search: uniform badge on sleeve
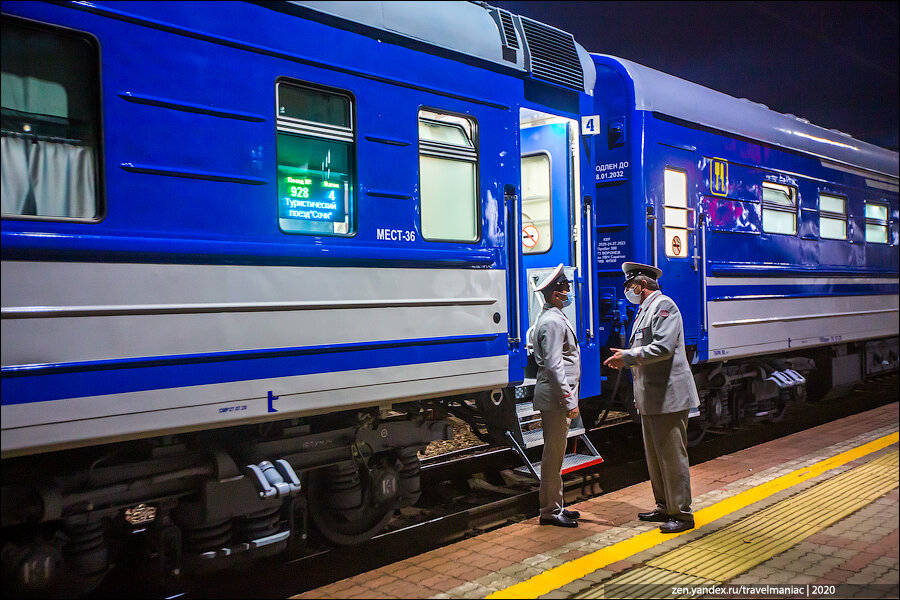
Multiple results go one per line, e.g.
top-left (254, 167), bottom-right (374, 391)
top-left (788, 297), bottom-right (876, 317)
top-left (659, 309), bottom-right (669, 318)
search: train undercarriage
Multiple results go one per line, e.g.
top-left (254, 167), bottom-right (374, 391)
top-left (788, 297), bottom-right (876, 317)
top-left (0, 405), bottom-right (451, 597)
top-left (2, 338), bottom-right (896, 597)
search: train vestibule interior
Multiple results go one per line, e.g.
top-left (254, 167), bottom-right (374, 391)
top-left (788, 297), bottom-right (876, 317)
top-left (519, 108), bottom-right (582, 351)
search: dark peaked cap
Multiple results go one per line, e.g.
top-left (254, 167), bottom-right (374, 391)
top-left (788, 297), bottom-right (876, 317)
top-left (622, 261), bottom-right (662, 283)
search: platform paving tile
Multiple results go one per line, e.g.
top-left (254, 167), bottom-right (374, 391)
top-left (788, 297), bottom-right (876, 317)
top-left (430, 581), bottom-right (494, 600)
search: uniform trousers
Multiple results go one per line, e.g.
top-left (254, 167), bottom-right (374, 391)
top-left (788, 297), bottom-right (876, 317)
top-left (538, 407), bottom-right (571, 517)
top-left (640, 409), bottom-right (693, 521)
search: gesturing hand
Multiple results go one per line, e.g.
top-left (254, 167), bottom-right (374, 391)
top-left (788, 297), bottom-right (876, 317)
top-left (603, 348), bottom-right (626, 370)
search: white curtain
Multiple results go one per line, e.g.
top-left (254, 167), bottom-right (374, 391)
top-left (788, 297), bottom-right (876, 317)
top-left (1, 133), bottom-right (96, 218)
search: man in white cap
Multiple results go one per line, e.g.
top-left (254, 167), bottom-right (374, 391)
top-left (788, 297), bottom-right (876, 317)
top-left (603, 262), bottom-right (699, 533)
top-left (531, 263), bottom-right (581, 527)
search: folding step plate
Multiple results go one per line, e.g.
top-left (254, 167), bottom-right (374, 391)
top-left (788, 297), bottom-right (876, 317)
top-left (516, 401), bottom-right (539, 420)
top-left (514, 451), bottom-right (605, 478)
top-left (522, 426), bottom-right (587, 449)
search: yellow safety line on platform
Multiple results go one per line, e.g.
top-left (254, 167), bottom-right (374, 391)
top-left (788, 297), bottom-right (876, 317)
top-left (486, 431), bottom-right (898, 599)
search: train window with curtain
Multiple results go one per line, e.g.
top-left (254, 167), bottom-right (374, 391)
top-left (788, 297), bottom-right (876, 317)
top-left (418, 109), bottom-right (479, 242)
top-left (275, 81), bottom-right (355, 235)
top-left (1, 18), bottom-right (101, 220)
top-left (819, 192), bottom-right (847, 240)
top-left (521, 152), bottom-right (551, 253)
top-left (761, 182), bottom-right (797, 235)
top-left (865, 202), bottom-right (889, 244)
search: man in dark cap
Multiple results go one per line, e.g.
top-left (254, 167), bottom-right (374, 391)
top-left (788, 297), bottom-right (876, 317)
top-left (531, 263), bottom-right (581, 527)
top-left (603, 262), bottom-right (700, 533)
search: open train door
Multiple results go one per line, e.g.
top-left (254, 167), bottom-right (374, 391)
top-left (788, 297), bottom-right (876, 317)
top-left (518, 109), bottom-right (601, 389)
top-left (519, 110), bottom-right (588, 351)
top-left (505, 108), bottom-right (604, 480)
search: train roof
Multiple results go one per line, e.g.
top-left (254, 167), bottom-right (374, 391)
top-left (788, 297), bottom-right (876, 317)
top-left (283, 1), bottom-right (596, 94)
top-left (594, 55), bottom-right (899, 181)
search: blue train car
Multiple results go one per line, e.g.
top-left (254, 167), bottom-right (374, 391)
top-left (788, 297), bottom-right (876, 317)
top-left (2, 1), bottom-right (896, 594)
top-left (587, 54), bottom-right (899, 438)
top-left (0, 1), bottom-right (602, 593)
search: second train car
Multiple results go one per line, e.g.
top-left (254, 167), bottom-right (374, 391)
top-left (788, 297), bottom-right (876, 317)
top-left (583, 53), bottom-right (898, 442)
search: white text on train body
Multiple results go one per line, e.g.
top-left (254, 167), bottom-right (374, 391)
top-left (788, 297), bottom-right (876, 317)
top-left (376, 228), bottom-right (417, 242)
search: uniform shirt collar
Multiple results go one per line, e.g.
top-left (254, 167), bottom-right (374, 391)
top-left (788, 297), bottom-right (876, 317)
top-left (542, 303), bottom-right (569, 319)
top-left (639, 290), bottom-right (661, 310)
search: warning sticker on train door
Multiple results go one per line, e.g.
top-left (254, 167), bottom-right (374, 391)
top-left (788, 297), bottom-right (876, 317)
top-left (522, 225), bottom-right (539, 249)
top-left (665, 227), bottom-right (689, 258)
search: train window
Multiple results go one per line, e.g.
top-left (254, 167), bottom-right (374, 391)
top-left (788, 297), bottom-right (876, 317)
top-left (865, 202), bottom-right (889, 244)
top-left (418, 110), bottom-right (479, 242)
top-left (819, 192), bottom-right (847, 240)
top-left (275, 82), bottom-right (354, 236)
top-left (521, 152), bottom-right (552, 253)
top-left (761, 182), bottom-right (797, 235)
top-left (1, 18), bottom-right (101, 220)
top-left (663, 168), bottom-right (690, 258)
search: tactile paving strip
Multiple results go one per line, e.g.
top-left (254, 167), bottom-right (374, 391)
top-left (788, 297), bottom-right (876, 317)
top-left (576, 566), bottom-right (715, 599)
top-left (646, 450), bottom-right (899, 582)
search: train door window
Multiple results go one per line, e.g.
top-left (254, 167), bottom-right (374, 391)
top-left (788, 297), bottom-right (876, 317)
top-left (865, 202), bottom-right (889, 244)
top-left (818, 192), bottom-right (847, 240)
top-left (276, 82), bottom-right (355, 235)
top-left (1, 18), bottom-right (101, 220)
top-left (418, 109), bottom-right (479, 242)
top-left (521, 152), bottom-right (551, 253)
top-left (663, 168), bottom-right (690, 258)
top-left (761, 182), bottom-right (797, 235)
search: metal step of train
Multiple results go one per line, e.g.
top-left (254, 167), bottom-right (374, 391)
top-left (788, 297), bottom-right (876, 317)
top-left (505, 383), bottom-right (604, 480)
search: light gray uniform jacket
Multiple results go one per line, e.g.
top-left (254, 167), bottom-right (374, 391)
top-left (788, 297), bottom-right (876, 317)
top-left (622, 291), bottom-right (700, 415)
top-left (532, 304), bottom-right (581, 412)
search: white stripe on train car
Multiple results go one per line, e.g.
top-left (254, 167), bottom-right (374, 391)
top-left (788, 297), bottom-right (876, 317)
top-left (1, 355), bottom-right (508, 457)
top-left (1, 261), bottom-right (507, 367)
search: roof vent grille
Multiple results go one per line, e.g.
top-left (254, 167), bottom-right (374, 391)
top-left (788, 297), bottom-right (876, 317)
top-left (498, 10), bottom-right (519, 49)
top-left (520, 17), bottom-right (583, 91)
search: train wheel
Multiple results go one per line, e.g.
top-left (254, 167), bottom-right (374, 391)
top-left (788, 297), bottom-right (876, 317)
top-left (767, 393), bottom-right (789, 423)
top-left (306, 466), bottom-right (395, 546)
top-left (686, 421), bottom-right (707, 447)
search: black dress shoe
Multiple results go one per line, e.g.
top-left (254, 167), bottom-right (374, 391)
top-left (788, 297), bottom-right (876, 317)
top-left (539, 513), bottom-right (578, 527)
top-left (562, 509), bottom-right (580, 520)
top-left (659, 518), bottom-right (694, 534)
top-left (638, 509), bottom-right (669, 522)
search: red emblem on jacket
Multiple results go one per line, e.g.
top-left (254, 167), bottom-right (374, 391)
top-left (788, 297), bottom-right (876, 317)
top-left (659, 309), bottom-right (669, 317)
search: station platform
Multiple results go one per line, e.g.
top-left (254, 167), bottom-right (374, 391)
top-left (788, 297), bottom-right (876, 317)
top-left (294, 402), bottom-right (899, 599)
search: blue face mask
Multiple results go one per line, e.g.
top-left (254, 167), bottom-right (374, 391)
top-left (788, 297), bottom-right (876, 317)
top-left (561, 291), bottom-right (574, 308)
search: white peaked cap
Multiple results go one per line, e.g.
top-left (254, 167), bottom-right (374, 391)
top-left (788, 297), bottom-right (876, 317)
top-left (534, 263), bottom-right (569, 293)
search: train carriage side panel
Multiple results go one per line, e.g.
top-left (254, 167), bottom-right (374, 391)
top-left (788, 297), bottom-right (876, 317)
top-left (1, 1), bottom-right (528, 457)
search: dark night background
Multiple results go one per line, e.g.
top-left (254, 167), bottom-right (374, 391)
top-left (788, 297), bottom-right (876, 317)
top-left (490, 1), bottom-right (899, 151)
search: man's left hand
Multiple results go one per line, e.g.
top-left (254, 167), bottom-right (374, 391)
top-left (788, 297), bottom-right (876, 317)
top-left (604, 348), bottom-right (626, 370)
